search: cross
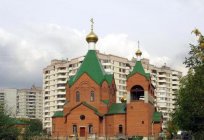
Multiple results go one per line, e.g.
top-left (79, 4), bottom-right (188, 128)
top-left (138, 40), bottom-right (140, 49)
top-left (90, 18), bottom-right (94, 31)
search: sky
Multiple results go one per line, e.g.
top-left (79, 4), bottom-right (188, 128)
top-left (0, 0), bottom-right (203, 88)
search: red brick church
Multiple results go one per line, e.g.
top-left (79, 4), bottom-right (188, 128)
top-left (52, 22), bottom-right (162, 139)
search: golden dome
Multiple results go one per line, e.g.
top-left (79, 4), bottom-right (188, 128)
top-left (120, 96), bottom-right (127, 103)
top-left (135, 49), bottom-right (142, 56)
top-left (86, 31), bottom-right (98, 43)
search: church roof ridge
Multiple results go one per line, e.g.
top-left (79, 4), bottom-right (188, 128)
top-left (128, 61), bottom-right (150, 79)
top-left (68, 50), bottom-right (113, 87)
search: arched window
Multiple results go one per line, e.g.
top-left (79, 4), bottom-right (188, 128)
top-left (88, 124), bottom-right (93, 134)
top-left (73, 124), bottom-right (77, 134)
top-left (119, 124), bottom-right (123, 134)
top-left (90, 91), bottom-right (94, 102)
top-left (76, 91), bottom-right (80, 102)
top-left (130, 85), bottom-right (144, 101)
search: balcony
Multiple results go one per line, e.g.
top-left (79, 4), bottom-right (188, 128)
top-left (172, 76), bottom-right (179, 80)
top-left (102, 62), bottom-right (112, 66)
top-left (57, 97), bottom-right (66, 101)
top-left (104, 69), bottom-right (113, 74)
top-left (58, 91), bottom-right (65, 95)
top-left (157, 103), bottom-right (167, 108)
top-left (172, 86), bottom-right (179, 90)
top-left (57, 86), bottom-right (65, 90)
top-left (57, 69), bottom-right (67, 73)
top-left (158, 79), bottom-right (167, 83)
top-left (158, 85), bottom-right (167, 88)
top-left (57, 102), bottom-right (65, 106)
top-left (57, 75), bottom-right (67, 79)
top-left (57, 80), bottom-right (66, 84)
top-left (172, 71), bottom-right (178, 75)
top-left (172, 81), bottom-right (179, 85)
top-left (158, 74), bottom-right (166, 78)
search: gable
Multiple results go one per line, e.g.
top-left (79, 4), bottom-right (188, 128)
top-left (65, 102), bottom-right (103, 117)
top-left (127, 73), bottom-right (150, 91)
top-left (68, 50), bottom-right (105, 86)
top-left (128, 61), bottom-right (150, 80)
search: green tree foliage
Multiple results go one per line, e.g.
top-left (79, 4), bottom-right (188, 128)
top-left (24, 119), bottom-right (43, 139)
top-left (173, 29), bottom-right (204, 138)
top-left (184, 29), bottom-right (204, 68)
top-left (0, 107), bottom-right (19, 140)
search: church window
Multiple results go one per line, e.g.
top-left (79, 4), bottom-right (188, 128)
top-left (130, 85), bottom-right (144, 101)
top-left (80, 115), bottom-right (85, 120)
top-left (73, 124), bottom-right (77, 134)
top-left (88, 124), bottom-right (93, 134)
top-left (90, 91), bottom-right (94, 102)
top-left (119, 124), bottom-right (123, 134)
top-left (76, 91), bottom-right (80, 102)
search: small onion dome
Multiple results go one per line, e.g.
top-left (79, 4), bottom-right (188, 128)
top-left (86, 31), bottom-right (98, 43)
top-left (135, 49), bottom-right (142, 56)
top-left (120, 97), bottom-right (127, 103)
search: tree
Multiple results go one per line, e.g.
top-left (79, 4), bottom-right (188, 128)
top-left (24, 119), bottom-right (43, 139)
top-left (184, 28), bottom-right (204, 68)
top-left (0, 106), bottom-right (19, 140)
top-left (172, 29), bottom-right (204, 139)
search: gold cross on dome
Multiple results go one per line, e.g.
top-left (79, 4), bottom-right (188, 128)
top-left (138, 40), bottom-right (140, 49)
top-left (90, 18), bottom-right (94, 31)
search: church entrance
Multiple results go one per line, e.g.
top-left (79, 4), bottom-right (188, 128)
top-left (80, 127), bottom-right (85, 137)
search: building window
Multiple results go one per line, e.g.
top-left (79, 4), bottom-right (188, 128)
top-left (90, 91), bottom-right (94, 102)
top-left (76, 91), bottom-right (80, 102)
top-left (73, 124), bottom-right (77, 134)
top-left (80, 115), bottom-right (85, 120)
top-left (88, 124), bottom-right (93, 134)
top-left (119, 125), bottom-right (123, 134)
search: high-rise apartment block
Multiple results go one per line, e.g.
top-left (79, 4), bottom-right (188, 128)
top-left (16, 85), bottom-right (43, 119)
top-left (0, 88), bottom-right (17, 117)
top-left (0, 86), bottom-right (43, 120)
top-left (43, 51), bottom-right (181, 131)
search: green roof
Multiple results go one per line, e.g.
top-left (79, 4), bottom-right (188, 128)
top-left (104, 74), bottom-right (114, 85)
top-left (52, 111), bottom-right (64, 118)
top-left (153, 112), bottom-right (162, 123)
top-left (10, 118), bottom-right (28, 125)
top-left (14, 119), bottom-right (28, 125)
top-left (68, 50), bottom-right (113, 87)
top-left (102, 100), bottom-right (109, 105)
top-left (82, 102), bottom-right (103, 116)
top-left (107, 103), bottom-right (126, 115)
top-left (128, 61), bottom-right (150, 79)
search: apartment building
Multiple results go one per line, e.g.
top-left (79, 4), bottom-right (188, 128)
top-left (141, 60), bottom-right (182, 128)
top-left (43, 51), bottom-right (181, 131)
top-left (0, 88), bottom-right (17, 117)
top-left (16, 85), bottom-right (43, 119)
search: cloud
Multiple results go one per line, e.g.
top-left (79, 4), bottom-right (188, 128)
top-left (0, 24), bottom-right (86, 88)
top-left (98, 33), bottom-right (150, 59)
top-left (0, 24), bottom-right (187, 88)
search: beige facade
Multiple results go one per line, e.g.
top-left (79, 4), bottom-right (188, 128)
top-left (43, 50), bottom-right (181, 131)
top-left (0, 88), bottom-right (17, 117)
top-left (16, 85), bottom-right (43, 119)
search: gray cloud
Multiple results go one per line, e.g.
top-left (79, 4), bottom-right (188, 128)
top-left (0, 23), bottom-right (191, 88)
top-left (0, 24), bottom-right (86, 88)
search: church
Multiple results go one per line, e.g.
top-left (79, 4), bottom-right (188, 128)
top-left (52, 21), bottom-right (162, 140)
